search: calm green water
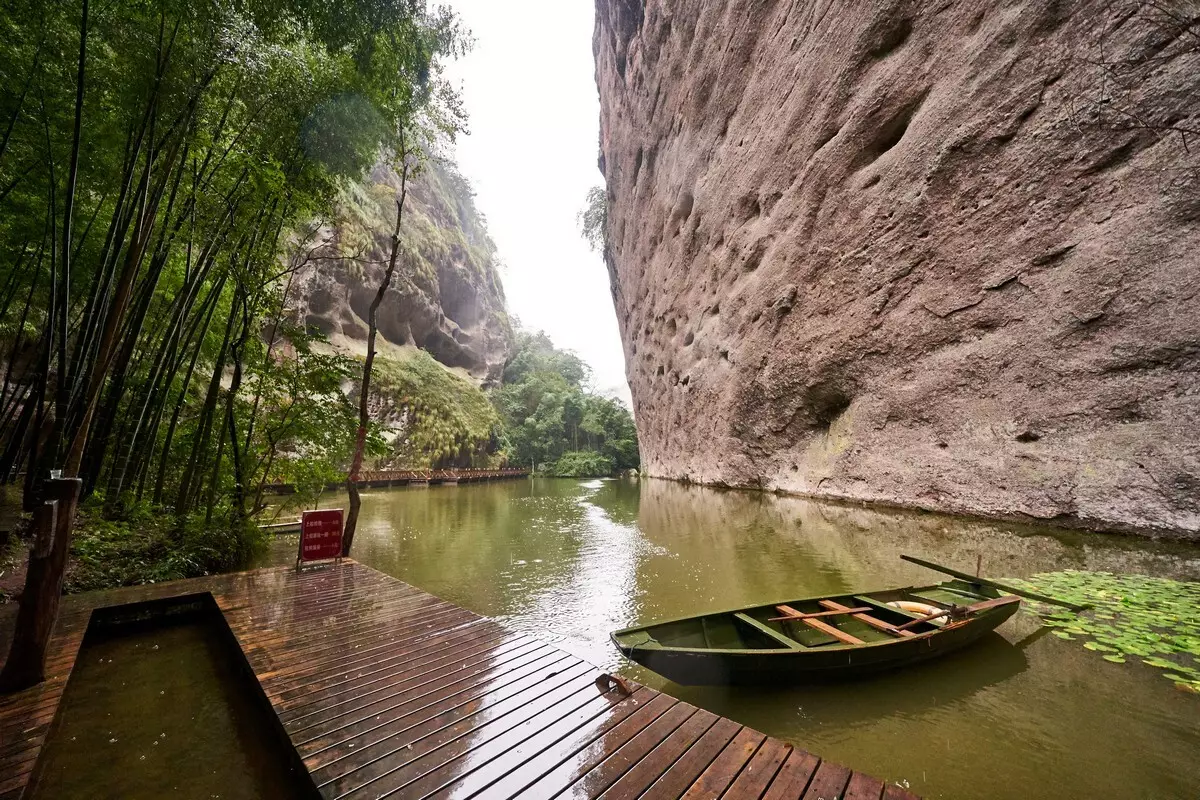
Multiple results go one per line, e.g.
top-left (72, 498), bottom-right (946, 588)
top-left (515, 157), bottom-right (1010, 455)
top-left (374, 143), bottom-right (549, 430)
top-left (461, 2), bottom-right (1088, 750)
top-left (32, 614), bottom-right (304, 799)
top-left (274, 477), bottom-right (1200, 800)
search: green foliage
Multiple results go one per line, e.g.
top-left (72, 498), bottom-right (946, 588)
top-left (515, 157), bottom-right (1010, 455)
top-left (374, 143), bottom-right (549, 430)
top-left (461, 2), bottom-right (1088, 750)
top-left (0, 0), bottom-right (469, 577)
top-left (248, 324), bottom-right (361, 505)
top-left (549, 451), bottom-right (613, 478)
top-left (373, 351), bottom-right (502, 467)
top-left (1010, 571), bottom-right (1200, 695)
top-left (579, 186), bottom-right (608, 252)
top-left (302, 94), bottom-right (391, 178)
top-left (68, 499), bottom-right (268, 592)
top-left (492, 330), bottom-right (638, 474)
top-left (503, 330), bottom-right (590, 387)
top-left (282, 458), bottom-right (346, 510)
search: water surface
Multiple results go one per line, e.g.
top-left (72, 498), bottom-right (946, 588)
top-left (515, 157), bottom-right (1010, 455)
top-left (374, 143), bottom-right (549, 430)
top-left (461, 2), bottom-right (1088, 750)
top-left (32, 612), bottom-right (305, 800)
top-left (275, 477), bottom-right (1200, 800)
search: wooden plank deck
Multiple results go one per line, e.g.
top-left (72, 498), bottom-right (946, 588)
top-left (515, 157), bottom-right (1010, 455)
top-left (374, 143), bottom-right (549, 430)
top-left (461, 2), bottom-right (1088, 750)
top-left (0, 561), bottom-right (918, 800)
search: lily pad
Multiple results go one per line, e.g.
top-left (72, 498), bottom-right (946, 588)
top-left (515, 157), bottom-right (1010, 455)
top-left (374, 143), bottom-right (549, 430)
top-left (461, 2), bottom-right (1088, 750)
top-left (1006, 570), bottom-right (1200, 688)
top-left (1143, 657), bottom-right (1178, 670)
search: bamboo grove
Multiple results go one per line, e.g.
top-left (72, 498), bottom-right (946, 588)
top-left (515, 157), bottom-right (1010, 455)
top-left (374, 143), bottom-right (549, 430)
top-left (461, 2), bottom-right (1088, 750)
top-left (0, 0), bottom-right (466, 559)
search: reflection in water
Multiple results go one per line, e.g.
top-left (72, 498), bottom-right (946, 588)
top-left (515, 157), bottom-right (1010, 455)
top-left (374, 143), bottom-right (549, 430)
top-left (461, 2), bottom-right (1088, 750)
top-left (273, 478), bottom-right (1200, 800)
top-left (518, 479), bottom-right (656, 663)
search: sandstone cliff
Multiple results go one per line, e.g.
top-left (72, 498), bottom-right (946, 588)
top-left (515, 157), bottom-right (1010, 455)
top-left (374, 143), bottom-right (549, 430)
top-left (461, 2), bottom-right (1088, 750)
top-left (594, 0), bottom-right (1200, 536)
top-left (293, 158), bottom-right (511, 385)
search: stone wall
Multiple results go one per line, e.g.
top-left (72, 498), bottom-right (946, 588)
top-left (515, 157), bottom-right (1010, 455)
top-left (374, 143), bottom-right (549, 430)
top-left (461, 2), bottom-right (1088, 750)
top-left (594, 0), bottom-right (1200, 536)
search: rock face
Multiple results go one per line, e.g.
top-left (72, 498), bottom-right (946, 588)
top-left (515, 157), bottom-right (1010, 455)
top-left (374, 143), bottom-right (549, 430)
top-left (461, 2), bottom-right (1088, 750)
top-left (294, 158), bottom-right (511, 384)
top-left (594, 0), bottom-right (1200, 537)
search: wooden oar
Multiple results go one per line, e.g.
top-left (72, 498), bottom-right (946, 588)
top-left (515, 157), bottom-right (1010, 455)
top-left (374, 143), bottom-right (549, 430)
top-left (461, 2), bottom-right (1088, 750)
top-left (901, 554), bottom-right (1092, 611)
top-left (767, 606), bottom-right (872, 622)
top-left (895, 595), bottom-right (1021, 631)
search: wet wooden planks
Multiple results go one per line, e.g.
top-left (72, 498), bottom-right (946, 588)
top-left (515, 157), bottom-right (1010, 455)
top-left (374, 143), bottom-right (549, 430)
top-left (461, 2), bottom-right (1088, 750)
top-left (0, 572), bottom-right (233, 800)
top-left (0, 560), bottom-right (918, 800)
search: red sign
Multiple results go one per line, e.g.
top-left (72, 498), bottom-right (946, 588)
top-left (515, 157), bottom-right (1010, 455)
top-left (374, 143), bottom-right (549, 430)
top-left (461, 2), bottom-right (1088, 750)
top-left (298, 509), bottom-right (344, 563)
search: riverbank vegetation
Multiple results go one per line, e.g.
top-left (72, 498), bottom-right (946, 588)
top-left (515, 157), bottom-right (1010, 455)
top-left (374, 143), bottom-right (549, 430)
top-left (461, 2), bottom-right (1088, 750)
top-left (492, 330), bottom-right (639, 477)
top-left (0, 1), bottom-right (640, 595)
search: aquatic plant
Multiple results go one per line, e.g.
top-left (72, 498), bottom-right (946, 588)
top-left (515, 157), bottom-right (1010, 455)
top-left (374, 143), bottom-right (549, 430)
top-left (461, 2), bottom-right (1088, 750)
top-left (1007, 571), bottom-right (1200, 694)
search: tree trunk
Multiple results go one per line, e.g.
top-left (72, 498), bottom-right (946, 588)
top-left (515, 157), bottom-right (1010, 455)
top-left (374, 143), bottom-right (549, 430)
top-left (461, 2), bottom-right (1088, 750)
top-left (63, 132), bottom-right (181, 478)
top-left (222, 288), bottom-right (252, 525)
top-left (152, 274), bottom-right (224, 505)
top-left (0, 267), bottom-right (38, 422)
top-left (175, 293), bottom-right (236, 516)
top-left (344, 156), bottom-right (409, 556)
top-left (56, 0), bottom-right (88, 465)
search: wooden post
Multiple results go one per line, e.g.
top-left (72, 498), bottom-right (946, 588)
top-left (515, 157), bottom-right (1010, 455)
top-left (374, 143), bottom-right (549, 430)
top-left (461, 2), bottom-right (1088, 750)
top-left (0, 477), bottom-right (82, 693)
top-left (0, 501), bottom-right (58, 691)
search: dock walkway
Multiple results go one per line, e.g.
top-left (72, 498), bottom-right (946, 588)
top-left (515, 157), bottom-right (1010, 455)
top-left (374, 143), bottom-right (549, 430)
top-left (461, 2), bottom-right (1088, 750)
top-left (0, 561), bottom-right (916, 800)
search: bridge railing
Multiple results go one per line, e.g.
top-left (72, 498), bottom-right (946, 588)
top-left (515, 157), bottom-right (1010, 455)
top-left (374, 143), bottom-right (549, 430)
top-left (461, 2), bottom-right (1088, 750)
top-left (266, 467), bottom-right (528, 490)
top-left (357, 467), bottom-right (528, 482)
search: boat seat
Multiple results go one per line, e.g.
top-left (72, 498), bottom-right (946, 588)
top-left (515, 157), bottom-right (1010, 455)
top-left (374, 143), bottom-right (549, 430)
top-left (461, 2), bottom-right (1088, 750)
top-left (819, 600), bottom-right (915, 638)
top-left (733, 613), bottom-right (804, 650)
top-left (777, 605), bottom-right (865, 646)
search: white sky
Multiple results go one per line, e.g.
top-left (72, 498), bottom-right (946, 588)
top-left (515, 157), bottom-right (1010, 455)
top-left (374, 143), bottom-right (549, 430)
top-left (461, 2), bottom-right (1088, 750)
top-left (442, 0), bottom-right (631, 407)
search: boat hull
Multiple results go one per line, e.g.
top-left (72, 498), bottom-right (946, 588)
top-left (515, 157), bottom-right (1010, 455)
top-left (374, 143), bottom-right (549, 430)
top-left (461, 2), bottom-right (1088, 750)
top-left (613, 589), bottom-right (1020, 686)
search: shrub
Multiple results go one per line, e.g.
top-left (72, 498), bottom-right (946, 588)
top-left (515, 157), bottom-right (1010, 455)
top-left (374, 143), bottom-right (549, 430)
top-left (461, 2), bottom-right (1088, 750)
top-left (67, 499), bottom-right (268, 593)
top-left (549, 451), bottom-right (613, 478)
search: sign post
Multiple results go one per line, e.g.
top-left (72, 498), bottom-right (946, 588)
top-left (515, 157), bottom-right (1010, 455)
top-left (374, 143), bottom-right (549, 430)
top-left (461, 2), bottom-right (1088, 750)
top-left (297, 508), bottom-right (344, 571)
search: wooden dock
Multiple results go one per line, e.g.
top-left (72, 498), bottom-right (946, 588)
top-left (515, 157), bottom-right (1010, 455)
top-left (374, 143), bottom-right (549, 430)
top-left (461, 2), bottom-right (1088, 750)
top-left (0, 561), bottom-right (917, 800)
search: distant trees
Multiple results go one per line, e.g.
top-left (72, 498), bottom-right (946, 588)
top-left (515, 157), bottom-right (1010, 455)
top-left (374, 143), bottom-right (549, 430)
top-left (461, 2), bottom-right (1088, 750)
top-left (491, 330), bottom-right (638, 476)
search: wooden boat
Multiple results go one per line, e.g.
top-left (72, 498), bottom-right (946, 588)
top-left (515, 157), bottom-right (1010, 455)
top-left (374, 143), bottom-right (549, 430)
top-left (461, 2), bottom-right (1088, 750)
top-left (610, 555), bottom-right (1084, 686)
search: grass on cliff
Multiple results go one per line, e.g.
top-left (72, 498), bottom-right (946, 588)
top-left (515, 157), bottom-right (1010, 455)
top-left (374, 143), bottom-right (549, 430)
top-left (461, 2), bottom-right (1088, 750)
top-left (341, 159), bottom-right (500, 292)
top-left (373, 350), bottom-right (502, 466)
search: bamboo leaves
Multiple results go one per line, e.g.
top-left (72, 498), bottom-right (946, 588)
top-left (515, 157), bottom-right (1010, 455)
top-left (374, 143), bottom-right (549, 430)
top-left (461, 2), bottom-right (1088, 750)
top-left (0, 0), bottom-right (467, 546)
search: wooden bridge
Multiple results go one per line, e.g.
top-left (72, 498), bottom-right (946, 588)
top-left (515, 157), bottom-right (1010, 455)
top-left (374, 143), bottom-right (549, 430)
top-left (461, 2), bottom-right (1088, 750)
top-left (0, 561), bottom-right (917, 800)
top-left (265, 467), bottom-right (529, 495)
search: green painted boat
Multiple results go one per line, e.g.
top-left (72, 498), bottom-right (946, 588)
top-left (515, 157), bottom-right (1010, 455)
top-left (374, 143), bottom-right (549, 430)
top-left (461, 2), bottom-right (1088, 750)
top-left (611, 576), bottom-right (1023, 686)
